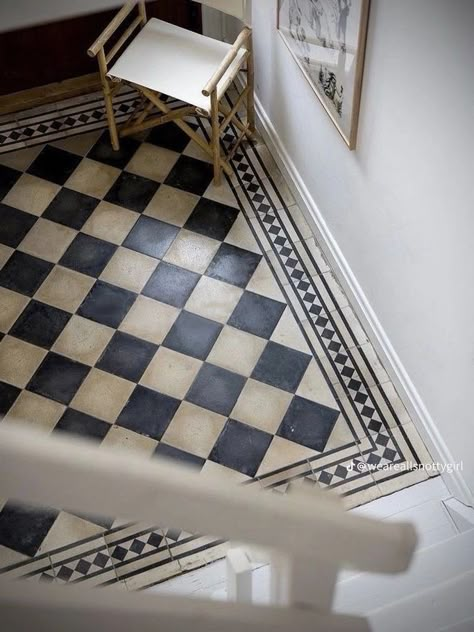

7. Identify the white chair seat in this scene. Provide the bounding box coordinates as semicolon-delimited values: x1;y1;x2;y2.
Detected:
108;18;247;114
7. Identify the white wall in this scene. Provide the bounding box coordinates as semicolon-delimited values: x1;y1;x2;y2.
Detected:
228;0;474;502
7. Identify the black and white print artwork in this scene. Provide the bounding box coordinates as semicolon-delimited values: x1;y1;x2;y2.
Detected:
278;0;369;148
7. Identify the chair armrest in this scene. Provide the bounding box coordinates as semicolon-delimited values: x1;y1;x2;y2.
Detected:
88;1;139;57
202;27;252;97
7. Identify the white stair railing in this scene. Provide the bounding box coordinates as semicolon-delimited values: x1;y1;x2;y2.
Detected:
0;425;417;631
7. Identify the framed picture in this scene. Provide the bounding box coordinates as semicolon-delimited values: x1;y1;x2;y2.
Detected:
277;0;370;149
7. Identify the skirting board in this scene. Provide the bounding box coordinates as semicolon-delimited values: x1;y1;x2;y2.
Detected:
253;94;473;508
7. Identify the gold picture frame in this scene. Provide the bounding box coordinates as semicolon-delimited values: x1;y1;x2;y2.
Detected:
277;0;370;149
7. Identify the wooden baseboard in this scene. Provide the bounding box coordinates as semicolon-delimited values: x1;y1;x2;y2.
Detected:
0;73;101;116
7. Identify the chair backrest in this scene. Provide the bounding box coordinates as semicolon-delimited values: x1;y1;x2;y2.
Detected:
195;0;250;23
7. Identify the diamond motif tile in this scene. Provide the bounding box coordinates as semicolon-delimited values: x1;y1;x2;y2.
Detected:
277;395;340;452
252;341;311;393
9;299;70;349
2;390;65;433
207;325;266;377
71;368;134;423
0;380;21;418
81;201;139;245
77;280;136;329
228;290;286;339
163;229;220;274
123;215;179;258
27;145;82;185
104;171;160;213
185;275;243;324
53;408;111;442
0;335;47;388
147;121;190;152
143;184;198;226
65;157;120;200
0;502;59;557
163;310;222;360
116;384;180;440
34;266;95;313
142;261;200;308
27;351;90;405
140;346;202;400
42;187;99;229
209;419;272;477
0;203;37;248
164;155;213;196
231;378;292;434
185;362;246;416
153;443;206;470
52;314;114;366
119;295;179;344
59;233;117;278
206;243;262;288
96;331;157;382
99;246;157;293
184;197;239;241
0;163;21;200
126;142;179;183
87;131;140;169
0;287;29;333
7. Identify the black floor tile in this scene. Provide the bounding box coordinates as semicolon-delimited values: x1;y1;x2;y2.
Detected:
104;171;160;213
0;251;53;297
164;155;213;196
9;300;71;349
228;291;286;339
59;233;117;277
87;131;140;169
163;311;222;360
54;408;111;442
146;122;190;153
206;243;262;288
209;419;272;477
96;331;157;382
251;341;311;392
0;203;37;248
277;396;340;452
0;501;59;557
123;215;179;259
186;363;246;416
0;164;21;201
43;188;99;230
142;261;200;308
27;145;82;185
117;385;180;440
184;198;239;241
153;443;205;470
0;381;21;418
77;280;136;329
27;352;90;405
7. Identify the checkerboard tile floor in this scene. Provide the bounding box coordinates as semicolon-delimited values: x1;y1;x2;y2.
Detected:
0;95;434;588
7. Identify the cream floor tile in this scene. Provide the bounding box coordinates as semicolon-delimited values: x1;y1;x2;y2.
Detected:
65;157;120;199
0;545;28;569
185;276;242;324
0;335;46;388
256;436;318;477
285;204;314;240
52;130;102;156
203;178;239;208
270;306;311;353
324;416;357;451
81;201;139;245
207;325;266;377
224;213;261;254
119;295;179;344
71;368;134;423
182;138;212;164
0;145;41;171
231;379;292;434
52;315;114;366
2;390;65;433
3;173;60;216
0;287;29;333
163;229;220;274
34;265;95;313
100;246;158;293
143;184;198;226
245;258;285;301
37;512;105;555
140;347;202;399
100;425;158;457
161;402;226;459
0;244;14;269
126;143;179;182
200;460;251;484
18;218;76;263
296;359;339;409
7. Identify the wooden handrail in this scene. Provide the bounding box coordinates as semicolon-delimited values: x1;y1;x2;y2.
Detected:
87;1;139;58
0;425;417;574
202;26;252;97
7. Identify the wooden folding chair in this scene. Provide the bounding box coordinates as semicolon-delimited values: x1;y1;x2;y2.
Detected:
88;0;254;186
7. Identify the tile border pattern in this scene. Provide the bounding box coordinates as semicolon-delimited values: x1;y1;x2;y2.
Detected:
0;90;432;589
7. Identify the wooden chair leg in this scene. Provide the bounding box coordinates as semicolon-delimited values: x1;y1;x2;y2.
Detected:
211;90;222;186
98;49;120;151
246;37;256;134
